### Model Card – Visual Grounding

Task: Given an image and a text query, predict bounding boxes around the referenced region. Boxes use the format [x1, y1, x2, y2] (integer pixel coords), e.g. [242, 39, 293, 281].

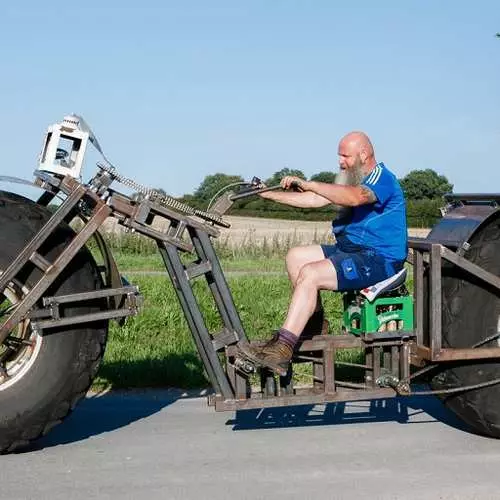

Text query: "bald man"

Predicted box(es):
[238, 131, 408, 376]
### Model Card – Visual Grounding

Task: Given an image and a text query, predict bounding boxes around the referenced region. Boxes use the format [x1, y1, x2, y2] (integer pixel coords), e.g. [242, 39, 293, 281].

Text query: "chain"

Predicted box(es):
[96, 162, 229, 227]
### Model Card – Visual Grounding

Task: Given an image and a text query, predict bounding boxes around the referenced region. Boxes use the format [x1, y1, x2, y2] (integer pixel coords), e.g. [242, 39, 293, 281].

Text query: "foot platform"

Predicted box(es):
[220, 331, 416, 411]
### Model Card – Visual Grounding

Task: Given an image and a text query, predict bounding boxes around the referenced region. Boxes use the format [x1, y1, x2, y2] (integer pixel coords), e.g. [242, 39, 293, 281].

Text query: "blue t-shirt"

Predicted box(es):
[333, 163, 407, 262]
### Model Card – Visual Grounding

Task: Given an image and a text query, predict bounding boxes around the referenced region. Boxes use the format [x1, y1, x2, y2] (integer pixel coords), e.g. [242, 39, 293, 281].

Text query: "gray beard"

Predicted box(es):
[333, 164, 364, 219]
[335, 164, 364, 187]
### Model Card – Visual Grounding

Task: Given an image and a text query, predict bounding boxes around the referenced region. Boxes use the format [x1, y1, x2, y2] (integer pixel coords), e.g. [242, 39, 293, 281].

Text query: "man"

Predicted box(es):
[238, 131, 408, 376]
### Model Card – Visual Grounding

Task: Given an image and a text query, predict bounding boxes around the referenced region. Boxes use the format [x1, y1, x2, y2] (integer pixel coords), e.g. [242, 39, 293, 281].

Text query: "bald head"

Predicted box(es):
[337, 130, 376, 178]
[339, 131, 375, 162]
[335, 131, 377, 187]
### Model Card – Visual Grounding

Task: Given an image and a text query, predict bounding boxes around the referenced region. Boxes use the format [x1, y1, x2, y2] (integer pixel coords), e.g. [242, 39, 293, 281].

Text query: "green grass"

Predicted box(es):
[94, 274, 346, 390]
[115, 253, 285, 273]
[221, 258, 285, 273]
[90, 230, 297, 261]
[91, 234, 414, 391]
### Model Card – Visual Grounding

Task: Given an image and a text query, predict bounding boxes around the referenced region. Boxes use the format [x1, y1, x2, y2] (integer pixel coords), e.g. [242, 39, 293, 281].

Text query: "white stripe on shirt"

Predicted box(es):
[365, 165, 379, 184]
[370, 166, 382, 185]
[366, 165, 381, 185]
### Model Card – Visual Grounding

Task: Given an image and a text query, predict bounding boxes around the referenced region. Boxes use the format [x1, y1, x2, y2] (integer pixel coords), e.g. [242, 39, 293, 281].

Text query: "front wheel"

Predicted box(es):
[0, 190, 108, 452]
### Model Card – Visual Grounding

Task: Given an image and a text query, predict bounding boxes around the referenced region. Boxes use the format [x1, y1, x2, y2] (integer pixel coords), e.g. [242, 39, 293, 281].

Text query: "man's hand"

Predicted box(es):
[280, 176, 310, 191]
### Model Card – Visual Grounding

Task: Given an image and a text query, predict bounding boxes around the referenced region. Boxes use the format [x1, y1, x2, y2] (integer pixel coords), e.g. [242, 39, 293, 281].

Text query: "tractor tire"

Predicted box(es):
[0, 190, 108, 452]
[430, 215, 500, 437]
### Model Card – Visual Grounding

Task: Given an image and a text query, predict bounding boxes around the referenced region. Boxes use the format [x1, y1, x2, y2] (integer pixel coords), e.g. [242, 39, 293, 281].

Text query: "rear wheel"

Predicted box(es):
[430, 216, 500, 437]
[0, 190, 108, 452]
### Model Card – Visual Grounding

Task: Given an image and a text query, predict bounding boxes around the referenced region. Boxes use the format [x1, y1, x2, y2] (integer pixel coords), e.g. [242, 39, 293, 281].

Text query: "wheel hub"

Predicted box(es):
[0, 276, 42, 390]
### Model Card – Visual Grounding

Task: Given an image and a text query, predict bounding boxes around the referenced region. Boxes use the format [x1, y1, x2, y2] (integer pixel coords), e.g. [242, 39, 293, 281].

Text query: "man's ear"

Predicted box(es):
[359, 149, 367, 163]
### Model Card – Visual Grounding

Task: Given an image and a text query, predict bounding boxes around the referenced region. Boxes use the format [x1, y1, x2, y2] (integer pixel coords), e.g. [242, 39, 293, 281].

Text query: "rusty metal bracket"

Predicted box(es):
[30, 285, 142, 331]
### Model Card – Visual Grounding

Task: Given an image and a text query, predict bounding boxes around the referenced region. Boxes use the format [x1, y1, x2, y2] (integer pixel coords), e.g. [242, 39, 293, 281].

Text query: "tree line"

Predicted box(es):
[132, 168, 453, 227]
[172, 167, 453, 227]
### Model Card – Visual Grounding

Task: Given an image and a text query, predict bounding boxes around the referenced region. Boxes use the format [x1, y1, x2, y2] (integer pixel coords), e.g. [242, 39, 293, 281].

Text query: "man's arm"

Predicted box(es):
[306, 181, 377, 207]
[280, 176, 376, 207]
[258, 189, 331, 208]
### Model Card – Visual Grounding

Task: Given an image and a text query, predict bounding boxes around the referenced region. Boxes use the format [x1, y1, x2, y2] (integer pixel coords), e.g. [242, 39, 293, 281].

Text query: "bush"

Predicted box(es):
[406, 198, 444, 227]
[230, 198, 444, 227]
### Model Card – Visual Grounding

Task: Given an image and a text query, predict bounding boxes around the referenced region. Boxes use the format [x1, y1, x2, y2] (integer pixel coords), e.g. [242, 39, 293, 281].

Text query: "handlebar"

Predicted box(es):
[228, 177, 303, 201]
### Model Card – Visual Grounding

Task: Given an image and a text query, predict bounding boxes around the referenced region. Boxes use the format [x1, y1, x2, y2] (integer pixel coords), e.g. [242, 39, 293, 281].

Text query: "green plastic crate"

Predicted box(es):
[342, 292, 414, 335]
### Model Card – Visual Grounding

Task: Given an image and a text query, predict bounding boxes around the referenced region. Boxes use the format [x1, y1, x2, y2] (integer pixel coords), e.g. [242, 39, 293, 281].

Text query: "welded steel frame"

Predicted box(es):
[0, 169, 249, 401]
[215, 330, 415, 410]
[2, 169, 500, 411]
[409, 236, 500, 363]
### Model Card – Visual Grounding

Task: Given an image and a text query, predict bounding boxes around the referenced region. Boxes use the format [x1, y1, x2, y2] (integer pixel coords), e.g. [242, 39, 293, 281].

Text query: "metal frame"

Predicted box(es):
[1, 170, 499, 412]
[410, 239, 500, 363]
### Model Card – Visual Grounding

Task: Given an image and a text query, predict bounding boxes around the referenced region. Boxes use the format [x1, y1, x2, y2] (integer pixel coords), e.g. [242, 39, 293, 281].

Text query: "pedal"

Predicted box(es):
[233, 356, 256, 375]
[376, 373, 399, 388]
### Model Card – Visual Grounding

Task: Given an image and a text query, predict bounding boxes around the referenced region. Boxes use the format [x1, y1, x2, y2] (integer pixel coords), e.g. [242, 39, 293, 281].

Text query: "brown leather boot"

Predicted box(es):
[252, 330, 280, 354]
[237, 339, 293, 377]
[252, 313, 329, 355]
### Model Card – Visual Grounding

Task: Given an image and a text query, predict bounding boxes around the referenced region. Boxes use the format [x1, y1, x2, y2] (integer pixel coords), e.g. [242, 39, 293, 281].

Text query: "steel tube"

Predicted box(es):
[414, 250, 425, 346]
[42, 286, 138, 305]
[441, 246, 500, 292]
[158, 243, 234, 399]
[32, 308, 135, 329]
[215, 388, 396, 411]
[429, 244, 442, 359]
[194, 229, 248, 343]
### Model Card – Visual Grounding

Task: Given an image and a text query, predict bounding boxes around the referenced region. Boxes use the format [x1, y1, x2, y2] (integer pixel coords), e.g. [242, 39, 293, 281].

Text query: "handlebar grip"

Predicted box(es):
[289, 181, 303, 192]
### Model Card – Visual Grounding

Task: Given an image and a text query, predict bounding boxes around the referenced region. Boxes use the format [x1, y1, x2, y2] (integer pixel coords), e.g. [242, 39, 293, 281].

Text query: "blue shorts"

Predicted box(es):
[321, 238, 404, 291]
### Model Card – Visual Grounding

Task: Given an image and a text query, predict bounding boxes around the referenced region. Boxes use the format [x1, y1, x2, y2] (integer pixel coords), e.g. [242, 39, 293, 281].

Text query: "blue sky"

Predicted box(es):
[1, 1, 499, 198]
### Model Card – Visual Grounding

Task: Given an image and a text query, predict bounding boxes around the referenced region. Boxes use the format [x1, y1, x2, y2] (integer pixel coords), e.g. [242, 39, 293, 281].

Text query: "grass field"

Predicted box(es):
[94, 272, 346, 390]
[93, 223, 419, 391]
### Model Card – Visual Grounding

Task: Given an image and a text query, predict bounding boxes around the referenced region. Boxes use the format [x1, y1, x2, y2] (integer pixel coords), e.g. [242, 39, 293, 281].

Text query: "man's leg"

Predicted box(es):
[251, 245, 329, 355]
[282, 259, 339, 335]
[238, 259, 338, 376]
[285, 245, 329, 335]
[285, 245, 325, 287]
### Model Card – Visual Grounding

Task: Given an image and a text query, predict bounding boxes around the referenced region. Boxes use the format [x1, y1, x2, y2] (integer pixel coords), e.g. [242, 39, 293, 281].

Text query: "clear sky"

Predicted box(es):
[1, 1, 499, 198]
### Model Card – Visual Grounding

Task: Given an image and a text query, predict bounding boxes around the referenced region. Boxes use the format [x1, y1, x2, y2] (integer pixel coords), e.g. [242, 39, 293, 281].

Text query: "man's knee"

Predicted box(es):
[286, 245, 324, 272]
[296, 262, 321, 285]
[285, 246, 303, 271]
[297, 260, 339, 291]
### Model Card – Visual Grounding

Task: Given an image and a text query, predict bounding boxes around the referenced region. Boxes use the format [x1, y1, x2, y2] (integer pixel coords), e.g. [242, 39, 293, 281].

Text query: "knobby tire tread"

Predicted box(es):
[0, 190, 108, 453]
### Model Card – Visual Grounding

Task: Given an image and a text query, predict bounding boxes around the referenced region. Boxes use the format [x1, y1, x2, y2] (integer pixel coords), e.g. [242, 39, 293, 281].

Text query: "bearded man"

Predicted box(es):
[238, 131, 408, 376]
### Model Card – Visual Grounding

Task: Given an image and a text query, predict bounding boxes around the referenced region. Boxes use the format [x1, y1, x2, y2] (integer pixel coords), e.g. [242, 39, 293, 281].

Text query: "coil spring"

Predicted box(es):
[96, 162, 228, 227]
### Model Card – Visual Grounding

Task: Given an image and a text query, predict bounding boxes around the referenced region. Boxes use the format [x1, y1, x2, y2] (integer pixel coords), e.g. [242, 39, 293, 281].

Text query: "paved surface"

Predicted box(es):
[0, 391, 499, 500]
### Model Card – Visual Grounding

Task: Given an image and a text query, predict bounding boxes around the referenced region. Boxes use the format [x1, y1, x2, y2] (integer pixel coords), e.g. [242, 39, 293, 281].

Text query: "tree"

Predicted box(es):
[193, 173, 244, 205]
[310, 171, 336, 184]
[265, 167, 306, 186]
[400, 169, 453, 200]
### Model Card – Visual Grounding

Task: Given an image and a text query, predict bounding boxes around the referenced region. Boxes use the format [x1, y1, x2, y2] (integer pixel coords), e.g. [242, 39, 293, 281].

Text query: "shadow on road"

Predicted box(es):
[228, 395, 472, 434]
[17, 354, 212, 453]
[24, 391, 178, 452]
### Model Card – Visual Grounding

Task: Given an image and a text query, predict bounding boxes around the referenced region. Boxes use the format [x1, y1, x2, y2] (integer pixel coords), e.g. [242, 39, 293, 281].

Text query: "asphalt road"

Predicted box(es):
[1, 390, 499, 500]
